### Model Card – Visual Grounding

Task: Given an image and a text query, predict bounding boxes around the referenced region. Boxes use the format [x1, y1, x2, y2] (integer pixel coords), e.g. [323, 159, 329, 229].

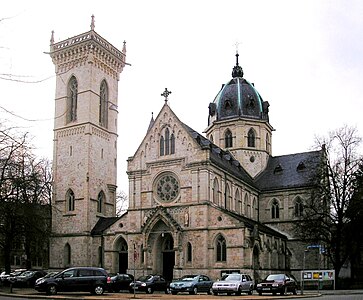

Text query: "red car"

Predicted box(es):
[256, 274, 298, 296]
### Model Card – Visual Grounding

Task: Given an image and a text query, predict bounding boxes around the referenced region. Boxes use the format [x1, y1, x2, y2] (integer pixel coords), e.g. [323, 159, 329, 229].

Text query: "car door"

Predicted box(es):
[77, 268, 94, 292]
[56, 269, 77, 292]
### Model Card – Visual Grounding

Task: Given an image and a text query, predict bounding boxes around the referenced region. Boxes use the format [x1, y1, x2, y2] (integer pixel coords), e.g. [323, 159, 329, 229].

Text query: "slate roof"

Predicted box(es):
[255, 150, 323, 191]
[91, 216, 123, 235]
[182, 123, 255, 187]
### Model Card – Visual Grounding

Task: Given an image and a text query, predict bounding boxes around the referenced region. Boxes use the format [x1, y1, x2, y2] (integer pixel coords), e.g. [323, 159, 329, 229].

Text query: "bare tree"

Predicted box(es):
[0, 123, 51, 272]
[116, 190, 128, 216]
[295, 125, 362, 278]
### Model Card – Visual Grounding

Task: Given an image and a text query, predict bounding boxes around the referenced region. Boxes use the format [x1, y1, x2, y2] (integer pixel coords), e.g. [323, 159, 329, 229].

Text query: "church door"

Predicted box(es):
[118, 238, 128, 274]
[162, 233, 175, 281]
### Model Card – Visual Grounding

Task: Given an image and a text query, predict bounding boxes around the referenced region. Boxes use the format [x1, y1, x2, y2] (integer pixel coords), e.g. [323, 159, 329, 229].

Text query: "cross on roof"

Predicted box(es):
[161, 88, 172, 103]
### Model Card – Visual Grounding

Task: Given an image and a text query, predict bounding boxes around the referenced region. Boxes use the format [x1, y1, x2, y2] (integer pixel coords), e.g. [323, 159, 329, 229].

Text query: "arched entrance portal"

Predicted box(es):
[148, 220, 175, 281]
[117, 237, 128, 274]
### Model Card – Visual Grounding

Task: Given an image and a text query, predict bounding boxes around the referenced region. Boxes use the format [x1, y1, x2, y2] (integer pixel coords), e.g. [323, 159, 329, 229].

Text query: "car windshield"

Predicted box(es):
[266, 274, 285, 281]
[138, 275, 153, 282]
[44, 272, 58, 278]
[19, 271, 34, 277]
[222, 274, 241, 281]
[180, 275, 197, 281]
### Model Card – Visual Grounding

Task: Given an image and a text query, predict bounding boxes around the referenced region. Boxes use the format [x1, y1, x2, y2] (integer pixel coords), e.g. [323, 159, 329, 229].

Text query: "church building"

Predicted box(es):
[49, 18, 323, 282]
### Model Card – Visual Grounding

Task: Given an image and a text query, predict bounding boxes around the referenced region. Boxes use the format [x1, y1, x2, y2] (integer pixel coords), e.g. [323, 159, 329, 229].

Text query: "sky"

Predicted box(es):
[1, 0, 363, 194]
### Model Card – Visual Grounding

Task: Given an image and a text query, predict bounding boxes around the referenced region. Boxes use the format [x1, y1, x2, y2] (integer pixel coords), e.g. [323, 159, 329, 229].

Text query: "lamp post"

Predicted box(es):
[301, 249, 308, 295]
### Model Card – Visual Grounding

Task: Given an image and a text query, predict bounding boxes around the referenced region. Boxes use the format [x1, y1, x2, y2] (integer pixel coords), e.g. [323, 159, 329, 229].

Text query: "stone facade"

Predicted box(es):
[49, 20, 324, 284]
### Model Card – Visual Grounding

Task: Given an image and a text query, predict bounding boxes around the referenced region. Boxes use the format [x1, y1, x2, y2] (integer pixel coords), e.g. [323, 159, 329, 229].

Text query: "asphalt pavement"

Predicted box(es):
[1, 286, 363, 300]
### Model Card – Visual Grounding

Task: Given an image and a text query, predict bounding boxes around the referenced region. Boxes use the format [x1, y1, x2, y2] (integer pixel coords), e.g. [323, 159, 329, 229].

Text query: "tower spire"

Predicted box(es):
[90, 15, 95, 31]
[232, 43, 244, 78]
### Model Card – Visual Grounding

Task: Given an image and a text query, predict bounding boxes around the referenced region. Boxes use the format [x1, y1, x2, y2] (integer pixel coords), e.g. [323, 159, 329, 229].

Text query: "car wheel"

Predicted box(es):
[190, 287, 198, 295]
[248, 288, 253, 295]
[47, 285, 57, 295]
[129, 288, 134, 293]
[293, 287, 297, 295]
[236, 286, 242, 296]
[207, 287, 212, 295]
[146, 287, 153, 294]
[171, 291, 178, 295]
[258, 292, 262, 296]
[213, 291, 218, 296]
[94, 285, 104, 295]
[165, 287, 170, 294]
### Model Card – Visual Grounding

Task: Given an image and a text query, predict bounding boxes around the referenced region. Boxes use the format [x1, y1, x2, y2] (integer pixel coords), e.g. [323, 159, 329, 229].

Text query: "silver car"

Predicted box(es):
[212, 273, 254, 296]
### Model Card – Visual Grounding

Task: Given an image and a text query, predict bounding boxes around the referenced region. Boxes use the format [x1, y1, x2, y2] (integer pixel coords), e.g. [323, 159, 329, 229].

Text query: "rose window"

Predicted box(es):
[156, 174, 179, 202]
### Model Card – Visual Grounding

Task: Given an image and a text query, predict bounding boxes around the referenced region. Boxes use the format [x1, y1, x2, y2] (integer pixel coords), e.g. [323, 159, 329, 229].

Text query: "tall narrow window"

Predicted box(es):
[271, 199, 280, 219]
[99, 80, 108, 128]
[248, 128, 255, 147]
[266, 133, 270, 152]
[235, 189, 241, 214]
[216, 235, 227, 262]
[67, 76, 78, 123]
[64, 243, 71, 267]
[160, 136, 165, 156]
[213, 178, 219, 204]
[165, 128, 170, 155]
[187, 242, 192, 262]
[225, 184, 230, 209]
[294, 197, 304, 217]
[66, 189, 75, 211]
[97, 191, 105, 213]
[170, 133, 175, 154]
[225, 129, 233, 148]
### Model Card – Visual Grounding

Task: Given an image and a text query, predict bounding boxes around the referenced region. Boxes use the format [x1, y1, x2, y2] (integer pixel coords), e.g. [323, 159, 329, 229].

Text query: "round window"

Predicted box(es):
[155, 173, 180, 202]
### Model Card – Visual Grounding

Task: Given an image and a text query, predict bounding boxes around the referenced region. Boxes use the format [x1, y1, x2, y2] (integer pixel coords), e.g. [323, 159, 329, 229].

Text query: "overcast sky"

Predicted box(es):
[1, 0, 363, 194]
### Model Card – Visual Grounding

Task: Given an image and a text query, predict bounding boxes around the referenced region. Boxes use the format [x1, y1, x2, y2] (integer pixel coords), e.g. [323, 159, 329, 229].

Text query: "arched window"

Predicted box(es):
[210, 135, 214, 143]
[248, 128, 255, 147]
[64, 243, 71, 267]
[213, 178, 219, 204]
[244, 194, 250, 217]
[294, 197, 304, 217]
[252, 197, 257, 219]
[160, 136, 165, 156]
[170, 133, 175, 154]
[271, 199, 280, 219]
[165, 128, 170, 155]
[66, 189, 75, 211]
[187, 242, 192, 262]
[67, 76, 78, 123]
[160, 128, 175, 156]
[235, 189, 241, 214]
[97, 191, 105, 213]
[216, 235, 227, 262]
[225, 129, 233, 148]
[225, 184, 230, 209]
[99, 80, 108, 128]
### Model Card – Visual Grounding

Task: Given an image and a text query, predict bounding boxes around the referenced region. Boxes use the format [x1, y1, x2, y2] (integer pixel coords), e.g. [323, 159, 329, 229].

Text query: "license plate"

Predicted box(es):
[263, 288, 270, 290]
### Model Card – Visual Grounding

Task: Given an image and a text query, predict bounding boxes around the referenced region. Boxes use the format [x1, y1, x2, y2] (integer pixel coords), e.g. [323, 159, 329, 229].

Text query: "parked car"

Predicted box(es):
[255, 273, 298, 296]
[169, 274, 213, 295]
[109, 273, 134, 292]
[34, 267, 111, 295]
[212, 273, 254, 296]
[5, 269, 27, 286]
[35, 271, 59, 285]
[13, 270, 47, 287]
[129, 274, 168, 294]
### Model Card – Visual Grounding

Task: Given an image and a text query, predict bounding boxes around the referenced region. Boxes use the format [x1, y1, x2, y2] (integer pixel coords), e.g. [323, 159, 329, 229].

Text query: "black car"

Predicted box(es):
[13, 270, 47, 287]
[109, 273, 134, 292]
[256, 273, 298, 296]
[129, 274, 168, 294]
[34, 267, 110, 295]
[169, 274, 213, 295]
[6, 269, 27, 286]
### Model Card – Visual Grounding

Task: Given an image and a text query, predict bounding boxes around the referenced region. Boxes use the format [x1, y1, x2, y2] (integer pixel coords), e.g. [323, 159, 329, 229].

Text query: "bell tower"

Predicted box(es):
[49, 16, 127, 268]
